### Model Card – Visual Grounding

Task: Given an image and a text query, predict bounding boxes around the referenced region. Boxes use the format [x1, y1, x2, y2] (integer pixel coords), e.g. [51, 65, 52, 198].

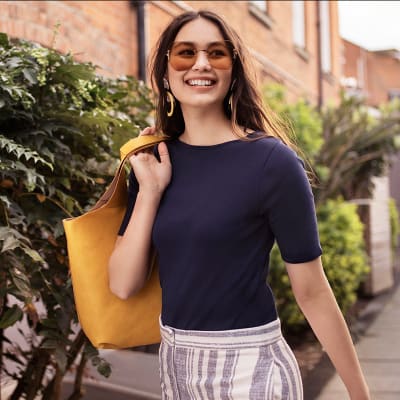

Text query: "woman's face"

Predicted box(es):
[166, 17, 233, 111]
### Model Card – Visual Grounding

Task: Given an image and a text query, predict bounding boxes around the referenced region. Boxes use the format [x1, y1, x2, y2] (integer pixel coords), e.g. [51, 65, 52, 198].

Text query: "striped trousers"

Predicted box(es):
[159, 318, 303, 399]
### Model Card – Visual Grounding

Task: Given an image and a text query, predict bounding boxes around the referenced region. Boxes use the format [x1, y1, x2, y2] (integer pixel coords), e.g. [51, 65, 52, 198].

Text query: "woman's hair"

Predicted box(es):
[149, 10, 294, 147]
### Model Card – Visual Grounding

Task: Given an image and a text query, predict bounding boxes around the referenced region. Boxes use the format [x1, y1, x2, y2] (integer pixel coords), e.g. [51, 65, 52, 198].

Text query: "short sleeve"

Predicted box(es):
[118, 169, 139, 236]
[260, 141, 322, 263]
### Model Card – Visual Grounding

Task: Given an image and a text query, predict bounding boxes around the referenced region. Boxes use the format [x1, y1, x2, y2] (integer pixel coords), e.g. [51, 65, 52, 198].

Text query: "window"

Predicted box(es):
[249, 0, 272, 28]
[319, 1, 331, 73]
[292, 1, 305, 49]
[356, 57, 365, 89]
[249, 0, 268, 13]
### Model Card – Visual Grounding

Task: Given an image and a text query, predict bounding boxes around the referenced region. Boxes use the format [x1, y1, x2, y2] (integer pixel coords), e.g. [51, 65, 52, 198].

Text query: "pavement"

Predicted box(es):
[307, 281, 400, 400]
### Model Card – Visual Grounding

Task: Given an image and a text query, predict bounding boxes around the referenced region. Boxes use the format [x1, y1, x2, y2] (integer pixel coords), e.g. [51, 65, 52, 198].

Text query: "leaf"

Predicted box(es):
[97, 360, 111, 378]
[0, 32, 9, 47]
[41, 338, 58, 349]
[1, 235, 19, 252]
[40, 318, 58, 329]
[22, 246, 44, 263]
[11, 272, 33, 299]
[0, 226, 12, 241]
[0, 195, 11, 208]
[0, 305, 23, 329]
[54, 346, 67, 373]
[91, 356, 101, 366]
[0, 135, 53, 170]
[59, 177, 71, 190]
[22, 68, 38, 85]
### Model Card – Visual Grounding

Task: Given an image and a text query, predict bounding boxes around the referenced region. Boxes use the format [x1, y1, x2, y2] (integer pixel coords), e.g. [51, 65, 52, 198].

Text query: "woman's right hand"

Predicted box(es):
[128, 127, 172, 197]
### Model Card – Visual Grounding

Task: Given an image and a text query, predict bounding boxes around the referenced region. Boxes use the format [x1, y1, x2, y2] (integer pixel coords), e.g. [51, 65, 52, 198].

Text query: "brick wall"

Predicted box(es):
[0, 0, 342, 103]
[0, 0, 137, 77]
[367, 50, 400, 106]
[342, 39, 400, 106]
[342, 39, 368, 90]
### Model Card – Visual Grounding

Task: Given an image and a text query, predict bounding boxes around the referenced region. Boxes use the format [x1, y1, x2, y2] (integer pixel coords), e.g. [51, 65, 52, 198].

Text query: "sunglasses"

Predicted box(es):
[167, 41, 236, 71]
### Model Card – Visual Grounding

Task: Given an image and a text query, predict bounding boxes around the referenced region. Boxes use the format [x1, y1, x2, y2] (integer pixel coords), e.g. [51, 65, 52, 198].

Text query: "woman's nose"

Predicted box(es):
[192, 50, 211, 71]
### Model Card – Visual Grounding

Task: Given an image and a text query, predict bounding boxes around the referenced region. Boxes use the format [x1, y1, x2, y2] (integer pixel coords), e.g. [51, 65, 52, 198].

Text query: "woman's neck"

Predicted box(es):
[179, 105, 238, 145]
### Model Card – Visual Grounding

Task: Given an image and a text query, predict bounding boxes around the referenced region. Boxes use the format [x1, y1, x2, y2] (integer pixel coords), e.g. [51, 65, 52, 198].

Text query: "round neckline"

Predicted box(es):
[175, 131, 260, 149]
[176, 137, 242, 149]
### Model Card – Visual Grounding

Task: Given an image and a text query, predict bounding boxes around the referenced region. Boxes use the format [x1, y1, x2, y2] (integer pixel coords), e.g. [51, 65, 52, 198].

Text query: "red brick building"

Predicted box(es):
[341, 38, 400, 106]
[0, 0, 342, 106]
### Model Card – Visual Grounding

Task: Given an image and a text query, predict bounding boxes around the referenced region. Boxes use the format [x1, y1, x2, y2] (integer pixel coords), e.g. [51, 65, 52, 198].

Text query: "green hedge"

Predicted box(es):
[389, 197, 399, 260]
[0, 31, 153, 398]
[268, 198, 370, 331]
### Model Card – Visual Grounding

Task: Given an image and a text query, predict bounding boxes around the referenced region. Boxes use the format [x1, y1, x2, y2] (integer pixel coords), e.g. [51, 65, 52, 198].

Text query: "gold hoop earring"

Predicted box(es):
[228, 93, 233, 114]
[228, 78, 236, 114]
[166, 90, 175, 117]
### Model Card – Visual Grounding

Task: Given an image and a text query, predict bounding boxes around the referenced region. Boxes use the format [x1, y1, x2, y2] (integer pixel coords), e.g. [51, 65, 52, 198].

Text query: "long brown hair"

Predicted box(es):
[149, 10, 294, 147]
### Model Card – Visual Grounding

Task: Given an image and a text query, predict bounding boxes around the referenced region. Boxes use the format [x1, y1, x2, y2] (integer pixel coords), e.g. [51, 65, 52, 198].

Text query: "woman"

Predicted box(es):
[108, 10, 370, 400]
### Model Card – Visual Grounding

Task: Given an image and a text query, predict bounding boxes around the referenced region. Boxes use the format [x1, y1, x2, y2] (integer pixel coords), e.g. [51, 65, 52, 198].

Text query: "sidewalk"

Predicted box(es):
[314, 284, 400, 400]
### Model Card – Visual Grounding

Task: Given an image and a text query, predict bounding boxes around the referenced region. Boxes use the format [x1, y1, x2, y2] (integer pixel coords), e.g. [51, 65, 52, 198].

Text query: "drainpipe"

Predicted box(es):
[131, 0, 146, 82]
[316, 0, 323, 110]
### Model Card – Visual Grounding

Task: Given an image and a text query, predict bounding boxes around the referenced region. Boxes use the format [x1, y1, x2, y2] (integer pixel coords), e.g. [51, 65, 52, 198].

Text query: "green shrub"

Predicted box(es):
[389, 197, 400, 260]
[316, 93, 400, 203]
[269, 198, 370, 332]
[0, 32, 153, 399]
[261, 83, 323, 162]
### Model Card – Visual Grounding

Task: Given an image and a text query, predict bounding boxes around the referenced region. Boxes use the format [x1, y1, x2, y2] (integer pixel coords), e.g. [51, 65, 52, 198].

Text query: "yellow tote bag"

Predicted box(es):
[63, 135, 167, 349]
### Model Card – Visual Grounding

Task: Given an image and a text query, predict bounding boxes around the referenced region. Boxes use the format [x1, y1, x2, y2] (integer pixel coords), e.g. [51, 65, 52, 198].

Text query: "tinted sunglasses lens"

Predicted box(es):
[206, 44, 232, 69]
[169, 43, 196, 70]
[169, 43, 233, 70]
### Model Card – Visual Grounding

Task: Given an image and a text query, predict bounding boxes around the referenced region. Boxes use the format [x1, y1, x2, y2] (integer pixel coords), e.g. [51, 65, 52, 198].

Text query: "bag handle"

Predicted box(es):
[92, 135, 169, 211]
[120, 134, 169, 162]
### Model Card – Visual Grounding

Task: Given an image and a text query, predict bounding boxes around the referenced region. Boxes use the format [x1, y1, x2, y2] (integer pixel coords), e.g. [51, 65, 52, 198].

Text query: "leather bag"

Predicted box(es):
[63, 135, 167, 349]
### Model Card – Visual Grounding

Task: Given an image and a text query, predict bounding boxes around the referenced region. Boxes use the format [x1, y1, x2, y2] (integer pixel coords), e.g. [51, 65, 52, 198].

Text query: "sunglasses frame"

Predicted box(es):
[166, 40, 237, 70]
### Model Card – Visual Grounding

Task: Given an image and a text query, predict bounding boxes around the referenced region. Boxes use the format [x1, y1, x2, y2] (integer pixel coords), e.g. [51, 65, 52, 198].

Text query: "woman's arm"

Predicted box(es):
[108, 190, 162, 299]
[108, 128, 171, 299]
[286, 257, 370, 400]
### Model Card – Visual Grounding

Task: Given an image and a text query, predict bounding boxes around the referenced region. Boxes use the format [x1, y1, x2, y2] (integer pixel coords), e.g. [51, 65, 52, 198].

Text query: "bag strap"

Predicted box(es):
[92, 135, 169, 211]
[120, 134, 169, 162]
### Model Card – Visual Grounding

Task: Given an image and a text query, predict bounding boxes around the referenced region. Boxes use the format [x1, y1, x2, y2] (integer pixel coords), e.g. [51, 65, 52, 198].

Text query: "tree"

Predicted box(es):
[0, 32, 153, 399]
[316, 94, 400, 203]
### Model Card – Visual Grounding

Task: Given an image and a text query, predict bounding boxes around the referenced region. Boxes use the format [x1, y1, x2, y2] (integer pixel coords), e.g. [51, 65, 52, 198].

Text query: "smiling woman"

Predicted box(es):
[165, 18, 234, 133]
[107, 9, 371, 400]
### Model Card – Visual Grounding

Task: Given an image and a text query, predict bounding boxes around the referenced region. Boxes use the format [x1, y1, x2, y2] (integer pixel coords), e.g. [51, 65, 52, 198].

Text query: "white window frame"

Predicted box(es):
[249, 0, 268, 13]
[319, 0, 332, 73]
[292, 0, 306, 49]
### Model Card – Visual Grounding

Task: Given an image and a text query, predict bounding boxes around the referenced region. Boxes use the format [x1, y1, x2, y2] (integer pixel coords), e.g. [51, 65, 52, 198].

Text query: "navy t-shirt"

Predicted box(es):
[118, 134, 322, 330]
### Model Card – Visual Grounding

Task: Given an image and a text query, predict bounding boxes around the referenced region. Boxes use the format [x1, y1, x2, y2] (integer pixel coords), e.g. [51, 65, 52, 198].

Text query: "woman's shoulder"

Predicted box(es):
[248, 132, 304, 171]
[247, 132, 295, 158]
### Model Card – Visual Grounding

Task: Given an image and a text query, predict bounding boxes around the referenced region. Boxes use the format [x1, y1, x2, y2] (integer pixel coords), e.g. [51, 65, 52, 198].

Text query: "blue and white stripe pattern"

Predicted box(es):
[159, 318, 303, 399]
